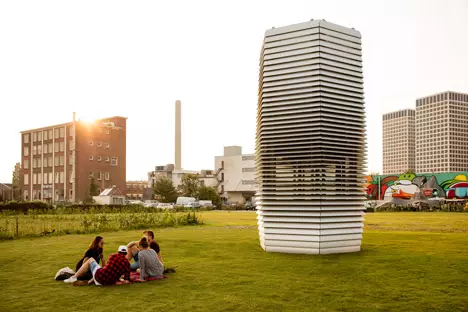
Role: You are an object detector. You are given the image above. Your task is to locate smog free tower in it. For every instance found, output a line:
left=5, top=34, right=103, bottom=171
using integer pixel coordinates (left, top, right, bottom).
left=256, top=20, right=367, bottom=254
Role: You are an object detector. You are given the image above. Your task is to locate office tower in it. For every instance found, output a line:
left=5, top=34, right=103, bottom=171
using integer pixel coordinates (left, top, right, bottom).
left=256, top=20, right=367, bottom=255
left=382, top=109, right=415, bottom=174
left=20, top=114, right=127, bottom=202
left=416, top=91, right=468, bottom=173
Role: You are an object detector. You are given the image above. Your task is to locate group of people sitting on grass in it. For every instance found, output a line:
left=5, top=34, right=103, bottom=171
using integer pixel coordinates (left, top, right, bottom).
left=64, top=230, right=164, bottom=285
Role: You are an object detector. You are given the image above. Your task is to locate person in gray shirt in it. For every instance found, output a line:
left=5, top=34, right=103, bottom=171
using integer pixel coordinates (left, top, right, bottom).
left=137, top=237, right=164, bottom=281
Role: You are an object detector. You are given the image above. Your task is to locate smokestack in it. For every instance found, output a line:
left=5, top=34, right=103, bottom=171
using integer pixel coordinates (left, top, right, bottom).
left=175, top=100, right=182, bottom=169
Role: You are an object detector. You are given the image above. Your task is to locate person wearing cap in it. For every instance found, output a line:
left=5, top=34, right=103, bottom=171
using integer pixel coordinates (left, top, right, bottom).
left=64, top=245, right=131, bottom=285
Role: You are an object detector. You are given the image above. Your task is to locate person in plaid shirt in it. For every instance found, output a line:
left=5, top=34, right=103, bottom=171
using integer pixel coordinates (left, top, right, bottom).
left=65, top=245, right=131, bottom=285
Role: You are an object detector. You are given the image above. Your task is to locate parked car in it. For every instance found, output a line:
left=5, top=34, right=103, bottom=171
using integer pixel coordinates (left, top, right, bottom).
left=144, top=202, right=159, bottom=208
left=184, top=201, right=201, bottom=209
left=157, top=203, right=174, bottom=209
left=244, top=201, right=256, bottom=211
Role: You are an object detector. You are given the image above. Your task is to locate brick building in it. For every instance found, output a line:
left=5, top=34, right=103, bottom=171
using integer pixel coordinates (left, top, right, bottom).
left=20, top=114, right=127, bottom=203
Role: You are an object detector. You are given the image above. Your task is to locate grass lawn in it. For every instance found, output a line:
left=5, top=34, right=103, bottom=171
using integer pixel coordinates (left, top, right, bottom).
left=1, top=212, right=467, bottom=312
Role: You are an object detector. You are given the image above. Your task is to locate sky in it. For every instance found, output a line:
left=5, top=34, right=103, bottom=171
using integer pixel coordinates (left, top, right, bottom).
left=1, top=0, right=467, bottom=182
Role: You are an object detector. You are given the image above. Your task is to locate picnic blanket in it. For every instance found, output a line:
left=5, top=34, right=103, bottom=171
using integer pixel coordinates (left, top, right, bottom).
left=114, top=272, right=167, bottom=285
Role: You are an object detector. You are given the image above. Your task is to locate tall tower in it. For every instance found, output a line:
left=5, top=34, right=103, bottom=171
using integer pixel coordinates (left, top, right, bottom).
left=382, top=109, right=415, bottom=174
left=175, top=100, right=182, bottom=170
left=416, top=91, right=468, bottom=173
left=256, top=20, right=367, bottom=255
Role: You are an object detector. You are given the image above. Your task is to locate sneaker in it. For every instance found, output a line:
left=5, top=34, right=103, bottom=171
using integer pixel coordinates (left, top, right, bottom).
left=64, top=276, right=77, bottom=284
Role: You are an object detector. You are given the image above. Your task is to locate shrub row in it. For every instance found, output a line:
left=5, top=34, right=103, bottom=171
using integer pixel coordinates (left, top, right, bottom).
left=375, top=201, right=467, bottom=212
left=0, top=201, right=213, bottom=215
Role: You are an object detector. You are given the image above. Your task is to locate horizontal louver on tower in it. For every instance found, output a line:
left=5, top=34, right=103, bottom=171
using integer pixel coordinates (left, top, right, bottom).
left=256, top=20, right=367, bottom=254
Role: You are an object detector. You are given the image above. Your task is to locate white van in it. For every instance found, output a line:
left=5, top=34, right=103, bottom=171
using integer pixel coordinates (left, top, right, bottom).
left=176, top=197, right=196, bottom=206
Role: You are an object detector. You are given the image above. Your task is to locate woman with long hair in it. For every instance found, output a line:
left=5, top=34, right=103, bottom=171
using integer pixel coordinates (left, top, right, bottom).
left=137, top=236, right=164, bottom=281
left=75, top=236, right=106, bottom=280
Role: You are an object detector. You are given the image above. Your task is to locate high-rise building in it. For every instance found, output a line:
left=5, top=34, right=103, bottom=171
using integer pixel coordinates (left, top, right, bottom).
left=416, top=91, right=468, bottom=173
left=256, top=20, right=367, bottom=255
left=20, top=114, right=127, bottom=203
left=382, top=109, right=415, bottom=174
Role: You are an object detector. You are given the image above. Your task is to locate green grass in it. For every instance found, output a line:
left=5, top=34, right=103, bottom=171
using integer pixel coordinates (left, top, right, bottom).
left=1, top=212, right=467, bottom=312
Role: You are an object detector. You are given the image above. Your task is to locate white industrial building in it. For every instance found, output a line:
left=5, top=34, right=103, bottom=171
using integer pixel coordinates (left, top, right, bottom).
left=256, top=20, right=367, bottom=255
left=215, top=146, right=257, bottom=203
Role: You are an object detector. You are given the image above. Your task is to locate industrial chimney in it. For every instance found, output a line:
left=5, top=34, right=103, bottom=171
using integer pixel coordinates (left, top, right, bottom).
left=175, top=100, right=182, bottom=169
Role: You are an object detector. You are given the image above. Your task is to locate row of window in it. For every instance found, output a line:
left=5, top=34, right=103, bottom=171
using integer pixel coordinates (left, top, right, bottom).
left=242, top=156, right=255, bottom=161
left=241, top=180, right=258, bottom=185
left=89, top=172, right=111, bottom=181
left=89, top=156, right=118, bottom=166
left=24, top=128, right=66, bottom=144
left=88, top=141, right=110, bottom=148
left=24, top=171, right=112, bottom=185
left=242, top=167, right=256, bottom=172
left=416, top=92, right=468, bottom=107
left=24, top=172, right=64, bottom=185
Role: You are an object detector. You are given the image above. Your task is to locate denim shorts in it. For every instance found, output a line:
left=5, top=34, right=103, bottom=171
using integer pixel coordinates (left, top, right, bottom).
left=90, top=260, right=101, bottom=284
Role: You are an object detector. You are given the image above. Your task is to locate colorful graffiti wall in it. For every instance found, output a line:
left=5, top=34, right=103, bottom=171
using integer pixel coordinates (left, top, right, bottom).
left=365, top=172, right=468, bottom=200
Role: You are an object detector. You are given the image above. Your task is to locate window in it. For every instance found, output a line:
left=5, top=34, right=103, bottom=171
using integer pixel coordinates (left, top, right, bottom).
left=98, top=156, right=102, bottom=162
left=44, top=173, right=48, bottom=184
left=24, top=174, right=29, bottom=185
left=97, top=142, right=102, bottom=147
left=43, top=144, right=48, bottom=154
left=33, top=145, right=37, bottom=155
left=55, top=143, right=59, bottom=153
left=59, top=142, right=64, bottom=152
left=33, top=173, right=37, bottom=185
left=69, top=155, right=73, bottom=165
left=23, top=160, right=29, bottom=169
left=38, top=173, right=42, bottom=184
left=24, top=134, right=29, bottom=144
left=48, top=156, right=53, bottom=167
left=105, top=157, right=110, bottom=162
left=242, top=167, right=255, bottom=172
left=242, top=156, right=255, bottom=161
left=38, top=145, right=42, bottom=154
left=48, top=143, right=52, bottom=153
left=43, top=130, right=48, bottom=141
left=48, top=172, right=53, bottom=184
left=60, top=155, right=64, bottom=166
left=55, top=172, right=60, bottom=183
left=55, top=128, right=60, bottom=139
left=24, top=147, right=29, bottom=156
left=69, top=171, right=73, bottom=183
left=38, top=158, right=42, bottom=167
left=105, top=143, right=110, bottom=149
left=105, top=172, right=110, bottom=181
left=24, top=190, right=29, bottom=200
left=111, top=157, right=118, bottom=166
left=59, top=128, right=64, bottom=138
left=60, top=172, right=64, bottom=183
left=37, top=131, right=42, bottom=141
left=96, top=172, right=102, bottom=180
left=89, top=155, right=94, bottom=161
left=32, top=132, right=37, bottom=142
left=69, top=127, right=73, bottom=137
left=89, top=141, right=94, bottom=146
left=69, top=141, right=74, bottom=150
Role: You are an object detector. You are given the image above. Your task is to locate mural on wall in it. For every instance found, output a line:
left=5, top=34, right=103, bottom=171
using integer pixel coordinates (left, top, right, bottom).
left=365, top=172, right=468, bottom=200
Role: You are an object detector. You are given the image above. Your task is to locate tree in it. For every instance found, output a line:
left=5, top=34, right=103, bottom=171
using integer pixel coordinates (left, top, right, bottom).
left=12, top=162, right=21, bottom=189
left=197, top=186, right=221, bottom=207
left=179, top=174, right=200, bottom=197
left=85, top=177, right=100, bottom=203
left=153, top=177, right=179, bottom=203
